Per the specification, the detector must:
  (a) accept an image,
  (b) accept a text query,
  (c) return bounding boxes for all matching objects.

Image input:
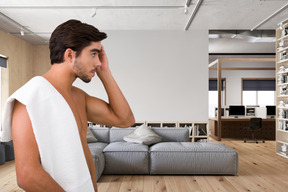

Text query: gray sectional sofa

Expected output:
[88,127,239,181]
[0,141,15,165]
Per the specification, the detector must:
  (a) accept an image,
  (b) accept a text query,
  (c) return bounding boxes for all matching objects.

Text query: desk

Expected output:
[209,117,275,141]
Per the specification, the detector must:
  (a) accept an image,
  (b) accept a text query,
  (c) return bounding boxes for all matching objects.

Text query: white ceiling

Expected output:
[0,0,288,49]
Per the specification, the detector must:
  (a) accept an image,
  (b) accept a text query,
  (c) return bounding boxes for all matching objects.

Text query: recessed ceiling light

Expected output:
[20,28,24,36]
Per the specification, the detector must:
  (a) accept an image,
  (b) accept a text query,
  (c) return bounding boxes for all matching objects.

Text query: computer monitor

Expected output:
[266,105,276,118]
[229,105,245,118]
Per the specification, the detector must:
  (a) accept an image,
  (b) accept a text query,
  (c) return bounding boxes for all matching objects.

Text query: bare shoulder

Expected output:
[71,86,88,97]
[72,86,102,102]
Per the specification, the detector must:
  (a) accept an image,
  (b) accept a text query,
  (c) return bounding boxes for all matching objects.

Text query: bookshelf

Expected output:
[146,121,162,127]
[178,122,209,142]
[276,22,288,159]
[162,122,178,127]
[131,122,146,127]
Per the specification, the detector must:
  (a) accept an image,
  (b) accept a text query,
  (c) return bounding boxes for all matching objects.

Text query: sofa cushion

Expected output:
[89,127,110,143]
[150,142,238,175]
[151,128,189,142]
[88,142,108,181]
[87,128,98,143]
[124,124,162,145]
[104,142,148,152]
[109,128,135,142]
[88,142,108,156]
[103,142,149,174]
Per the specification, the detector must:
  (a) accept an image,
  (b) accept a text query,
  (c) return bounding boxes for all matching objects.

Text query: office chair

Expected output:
[244,118,265,144]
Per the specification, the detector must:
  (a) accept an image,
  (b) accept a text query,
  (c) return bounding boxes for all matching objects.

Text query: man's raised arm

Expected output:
[86,45,135,127]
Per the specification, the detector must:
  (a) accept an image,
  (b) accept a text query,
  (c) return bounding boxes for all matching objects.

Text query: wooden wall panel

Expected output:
[0,30,50,131]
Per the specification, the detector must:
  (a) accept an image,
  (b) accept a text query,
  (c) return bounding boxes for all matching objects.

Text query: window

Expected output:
[0,56,7,68]
[0,55,7,130]
[209,79,226,117]
[242,79,275,106]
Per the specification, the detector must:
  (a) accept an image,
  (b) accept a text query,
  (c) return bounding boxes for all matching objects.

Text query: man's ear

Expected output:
[63,48,76,63]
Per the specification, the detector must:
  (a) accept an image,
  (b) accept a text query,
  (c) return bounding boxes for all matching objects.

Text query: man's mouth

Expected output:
[90,68,97,73]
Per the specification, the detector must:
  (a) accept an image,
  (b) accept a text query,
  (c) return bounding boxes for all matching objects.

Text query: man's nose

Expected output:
[95,58,101,68]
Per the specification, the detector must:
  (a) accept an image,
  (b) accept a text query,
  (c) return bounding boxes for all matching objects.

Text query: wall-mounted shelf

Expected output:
[277,46,288,53]
[278,107,288,110]
[278,118,288,121]
[276,23,288,159]
[278,82,288,86]
[276,35,288,42]
[278,129,288,133]
[277,71,288,74]
[277,58,288,64]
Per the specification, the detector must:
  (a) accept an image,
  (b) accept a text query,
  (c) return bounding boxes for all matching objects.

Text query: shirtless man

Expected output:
[11,20,135,191]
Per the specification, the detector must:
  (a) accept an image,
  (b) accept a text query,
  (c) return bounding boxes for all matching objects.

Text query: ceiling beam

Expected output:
[0,5,184,9]
[186,0,192,7]
[0,12,45,42]
[184,0,203,31]
[251,2,288,31]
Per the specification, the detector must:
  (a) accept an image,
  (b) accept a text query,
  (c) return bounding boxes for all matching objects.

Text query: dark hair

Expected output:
[49,19,107,64]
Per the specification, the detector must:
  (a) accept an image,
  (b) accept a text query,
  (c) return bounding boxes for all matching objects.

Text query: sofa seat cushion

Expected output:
[103,142,149,174]
[150,142,238,175]
[104,142,149,152]
[88,142,108,157]
[88,142,108,181]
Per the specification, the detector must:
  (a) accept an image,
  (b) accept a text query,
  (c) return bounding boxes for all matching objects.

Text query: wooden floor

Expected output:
[1,139,288,192]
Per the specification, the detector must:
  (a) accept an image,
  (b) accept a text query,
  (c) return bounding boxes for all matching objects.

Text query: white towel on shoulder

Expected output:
[1,76,94,192]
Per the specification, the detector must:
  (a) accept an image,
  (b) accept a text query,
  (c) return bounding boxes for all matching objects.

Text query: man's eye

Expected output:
[91,53,97,57]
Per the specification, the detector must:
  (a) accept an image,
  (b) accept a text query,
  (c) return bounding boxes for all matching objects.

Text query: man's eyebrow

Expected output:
[90,48,101,53]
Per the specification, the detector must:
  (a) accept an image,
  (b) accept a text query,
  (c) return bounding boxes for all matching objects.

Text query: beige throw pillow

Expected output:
[87,128,98,143]
[124,124,161,145]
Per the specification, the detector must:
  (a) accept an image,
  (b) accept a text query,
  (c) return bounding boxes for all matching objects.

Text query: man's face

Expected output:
[73,42,102,83]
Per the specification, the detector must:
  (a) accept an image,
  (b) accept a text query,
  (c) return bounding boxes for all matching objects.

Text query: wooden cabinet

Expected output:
[276,22,288,159]
[209,118,275,140]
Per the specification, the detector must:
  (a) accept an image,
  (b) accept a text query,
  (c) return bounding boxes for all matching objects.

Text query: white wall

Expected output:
[74,30,209,122]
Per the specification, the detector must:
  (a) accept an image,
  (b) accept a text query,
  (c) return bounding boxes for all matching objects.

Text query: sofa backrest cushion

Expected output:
[110,128,135,143]
[89,127,110,143]
[151,128,189,142]
[110,127,189,143]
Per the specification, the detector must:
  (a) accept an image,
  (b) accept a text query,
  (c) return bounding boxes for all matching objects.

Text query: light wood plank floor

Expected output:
[1,139,288,192]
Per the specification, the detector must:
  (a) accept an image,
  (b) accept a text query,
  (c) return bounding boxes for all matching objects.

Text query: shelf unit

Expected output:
[276,22,288,159]
[178,121,209,142]
[146,121,163,127]
[131,122,146,127]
